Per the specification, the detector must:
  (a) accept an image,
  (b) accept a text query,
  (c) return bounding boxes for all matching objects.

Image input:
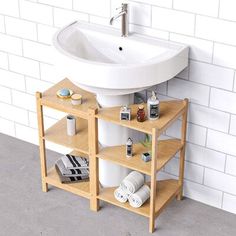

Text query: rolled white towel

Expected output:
[120,171,145,194]
[114,187,129,203]
[128,185,150,208]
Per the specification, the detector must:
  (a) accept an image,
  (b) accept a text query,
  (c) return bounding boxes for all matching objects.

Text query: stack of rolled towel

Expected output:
[114,171,150,208]
[55,154,89,183]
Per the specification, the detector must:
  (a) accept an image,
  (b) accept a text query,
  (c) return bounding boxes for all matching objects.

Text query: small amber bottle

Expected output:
[137,105,146,122]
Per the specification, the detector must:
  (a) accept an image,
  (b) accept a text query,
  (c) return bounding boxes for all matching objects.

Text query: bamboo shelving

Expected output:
[36,78,188,233]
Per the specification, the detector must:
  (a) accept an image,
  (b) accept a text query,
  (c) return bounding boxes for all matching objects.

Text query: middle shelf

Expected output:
[97,139,183,175]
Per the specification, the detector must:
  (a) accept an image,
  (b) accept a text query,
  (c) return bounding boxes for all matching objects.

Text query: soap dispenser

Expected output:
[147,91,159,120]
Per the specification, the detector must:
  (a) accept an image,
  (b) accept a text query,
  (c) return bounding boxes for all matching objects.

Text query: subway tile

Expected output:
[0,15,5,33]
[0,52,8,70]
[54,8,88,28]
[166,120,207,146]
[89,15,110,26]
[12,90,36,112]
[0,102,28,125]
[0,117,15,137]
[222,193,236,214]
[0,86,11,104]
[168,78,210,106]
[225,155,236,176]
[38,0,72,9]
[74,0,110,17]
[23,40,54,64]
[220,0,236,22]
[213,43,236,69]
[189,61,234,90]
[20,0,53,25]
[130,24,169,40]
[0,0,19,17]
[152,7,195,36]
[15,123,38,145]
[186,143,226,172]
[189,103,230,132]
[25,77,52,95]
[139,0,172,8]
[9,55,40,78]
[43,107,65,120]
[184,180,222,208]
[210,88,236,114]
[165,158,204,184]
[207,129,236,156]
[37,24,58,45]
[40,63,61,83]
[174,0,219,17]
[5,16,37,40]
[204,168,236,195]
[230,115,236,135]
[170,33,213,63]
[28,111,57,130]
[234,73,236,92]
[0,33,22,55]
[0,69,25,91]
[196,15,236,46]
[175,67,189,80]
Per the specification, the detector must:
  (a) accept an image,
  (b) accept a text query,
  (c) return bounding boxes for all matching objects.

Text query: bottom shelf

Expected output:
[45,167,91,199]
[98,179,180,218]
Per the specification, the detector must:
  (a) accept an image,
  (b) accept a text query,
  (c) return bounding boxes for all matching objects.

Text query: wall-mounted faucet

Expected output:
[110,3,128,37]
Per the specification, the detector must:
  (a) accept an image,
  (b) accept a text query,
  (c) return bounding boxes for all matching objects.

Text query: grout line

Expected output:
[221,191,224,209]
[224,155,227,173]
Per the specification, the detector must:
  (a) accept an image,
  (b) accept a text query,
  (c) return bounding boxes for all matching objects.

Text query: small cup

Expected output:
[66,115,76,136]
[71,94,82,105]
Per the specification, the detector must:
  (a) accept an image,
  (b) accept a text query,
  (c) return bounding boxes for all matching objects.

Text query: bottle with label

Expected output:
[126,138,133,158]
[147,91,159,120]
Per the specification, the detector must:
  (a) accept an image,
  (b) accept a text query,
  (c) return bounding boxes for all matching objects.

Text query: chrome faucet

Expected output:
[110,3,128,37]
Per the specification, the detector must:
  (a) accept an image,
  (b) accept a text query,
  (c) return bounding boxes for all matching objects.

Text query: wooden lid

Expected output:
[71,93,82,100]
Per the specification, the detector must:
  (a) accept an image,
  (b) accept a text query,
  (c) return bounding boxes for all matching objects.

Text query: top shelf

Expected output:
[96,100,187,135]
[41,78,98,119]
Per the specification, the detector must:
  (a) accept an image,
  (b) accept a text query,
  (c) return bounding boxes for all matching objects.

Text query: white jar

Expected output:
[71,94,82,105]
[66,115,76,136]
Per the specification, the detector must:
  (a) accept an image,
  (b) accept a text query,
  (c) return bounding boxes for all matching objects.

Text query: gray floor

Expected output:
[0,134,236,236]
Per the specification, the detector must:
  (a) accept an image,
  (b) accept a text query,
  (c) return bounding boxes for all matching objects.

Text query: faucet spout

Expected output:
[110,11,126,25]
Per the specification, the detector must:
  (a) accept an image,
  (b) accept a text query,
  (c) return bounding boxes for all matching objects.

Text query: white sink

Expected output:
[53,21,188,96]
[52,21,189,187]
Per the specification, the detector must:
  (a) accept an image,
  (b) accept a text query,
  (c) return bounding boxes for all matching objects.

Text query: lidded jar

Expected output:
[137,105,145,122]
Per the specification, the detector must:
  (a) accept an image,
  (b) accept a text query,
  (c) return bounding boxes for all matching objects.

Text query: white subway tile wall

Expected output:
[0,0,235,214]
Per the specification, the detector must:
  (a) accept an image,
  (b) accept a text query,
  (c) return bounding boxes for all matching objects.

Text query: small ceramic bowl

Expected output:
[56,88,73,99]
[71,94,82,105]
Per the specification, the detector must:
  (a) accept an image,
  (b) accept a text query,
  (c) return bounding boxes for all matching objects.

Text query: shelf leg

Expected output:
[149,128,158,233]
[177,99,188,201]
[88,108,100,211]
[36,92,48,192]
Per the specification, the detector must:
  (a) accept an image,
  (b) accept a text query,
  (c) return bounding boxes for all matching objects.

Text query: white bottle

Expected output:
[147,91,159,120]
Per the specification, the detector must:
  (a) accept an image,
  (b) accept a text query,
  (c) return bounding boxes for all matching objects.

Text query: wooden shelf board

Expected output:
[44,117,89,154]
[45,167,90,199]
[41,78,98,119]
[98,179,180,218]
[97,139,183,175]
[96,100,186,134]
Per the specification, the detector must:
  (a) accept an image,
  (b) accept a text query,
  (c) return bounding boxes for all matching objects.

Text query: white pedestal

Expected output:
[96,94,144,187]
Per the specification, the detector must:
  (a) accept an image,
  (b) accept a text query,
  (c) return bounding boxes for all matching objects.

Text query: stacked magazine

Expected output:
[55,154,89,183]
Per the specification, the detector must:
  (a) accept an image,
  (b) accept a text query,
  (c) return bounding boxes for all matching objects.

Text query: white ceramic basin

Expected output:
[53,21,189,96]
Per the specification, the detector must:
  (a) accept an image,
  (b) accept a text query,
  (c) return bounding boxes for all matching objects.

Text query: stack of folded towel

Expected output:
[114,171,150,208]
[55,154,89,183]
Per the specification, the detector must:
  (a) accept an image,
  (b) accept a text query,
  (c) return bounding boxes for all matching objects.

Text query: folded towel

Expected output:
[128,185,150,208]
[61,154,89,170]
[114,187,129,203]
[120,171,144,194]
[55,165,89,184]
[55,159,89,177]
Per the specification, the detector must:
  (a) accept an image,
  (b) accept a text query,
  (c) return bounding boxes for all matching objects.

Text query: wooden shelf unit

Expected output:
[36,78,97,200]
[36,78,188,234]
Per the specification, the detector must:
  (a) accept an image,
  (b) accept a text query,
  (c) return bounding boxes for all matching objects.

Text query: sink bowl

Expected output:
[53,21,189,96]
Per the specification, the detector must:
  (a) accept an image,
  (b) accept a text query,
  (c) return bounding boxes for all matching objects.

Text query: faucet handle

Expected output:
[116,3,128,11]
